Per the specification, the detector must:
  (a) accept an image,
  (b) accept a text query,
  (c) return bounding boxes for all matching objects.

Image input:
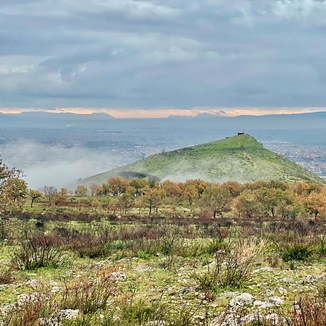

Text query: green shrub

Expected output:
[120,298,166,324]
[111,239,127,250]
[192,262,221,292]
[137,250,153,260]
[281,242,313,262]
[206,237,228,255]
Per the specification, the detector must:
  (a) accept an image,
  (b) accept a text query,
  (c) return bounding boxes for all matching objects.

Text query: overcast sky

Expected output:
[1,0,326,112]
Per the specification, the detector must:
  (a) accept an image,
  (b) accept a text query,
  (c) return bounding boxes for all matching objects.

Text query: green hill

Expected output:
[82,134,324,185]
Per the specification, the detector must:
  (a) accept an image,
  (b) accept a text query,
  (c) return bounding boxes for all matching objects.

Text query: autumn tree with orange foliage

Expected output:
[201,183,233,218]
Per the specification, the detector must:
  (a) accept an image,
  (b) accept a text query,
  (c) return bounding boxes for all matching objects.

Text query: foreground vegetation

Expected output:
[0,159,325,325]
[0,214,325,325]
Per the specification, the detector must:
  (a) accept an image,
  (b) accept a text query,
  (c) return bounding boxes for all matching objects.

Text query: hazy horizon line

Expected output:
[1,107,326,119]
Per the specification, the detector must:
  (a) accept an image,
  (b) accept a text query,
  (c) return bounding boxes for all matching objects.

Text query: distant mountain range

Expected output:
[1,111,326,130]
[81,134,324,185]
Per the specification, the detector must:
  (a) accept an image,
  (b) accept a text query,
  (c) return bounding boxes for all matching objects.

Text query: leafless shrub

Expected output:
[193,238,264,291]
[291,297,326,326]
[11,233,63,270]
[221,238,264,288]
[59,272,118,314]
[67,231,111,258]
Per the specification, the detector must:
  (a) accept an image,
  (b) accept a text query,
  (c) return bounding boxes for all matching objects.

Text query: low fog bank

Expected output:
[0,141,132,189]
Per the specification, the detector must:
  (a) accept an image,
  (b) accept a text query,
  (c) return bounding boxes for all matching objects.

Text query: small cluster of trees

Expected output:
[0,160,28,213]
[71,177,326,218]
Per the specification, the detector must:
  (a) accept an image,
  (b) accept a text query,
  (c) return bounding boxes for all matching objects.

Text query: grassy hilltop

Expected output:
[83,134,323,185]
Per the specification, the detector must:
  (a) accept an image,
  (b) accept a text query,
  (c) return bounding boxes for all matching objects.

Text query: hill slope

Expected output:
[82,134,324,185]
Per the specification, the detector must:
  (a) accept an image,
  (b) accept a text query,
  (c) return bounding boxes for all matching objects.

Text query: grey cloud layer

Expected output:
[1,0,326,108]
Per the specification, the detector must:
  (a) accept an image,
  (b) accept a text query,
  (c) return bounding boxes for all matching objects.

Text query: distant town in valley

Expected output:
[264,143,326,180]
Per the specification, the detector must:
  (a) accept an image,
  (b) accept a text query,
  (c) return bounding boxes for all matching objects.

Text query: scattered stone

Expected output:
[178,286,195,295]
[266,296,284,306]
[223,292,240,299]
[0,284,10,290]
[212,309,286,326]
[303,274,326,284]
[194,315,206,321]
[57,309,80,320]
[241,314,259,323]
[38,318,60,326]
[260,289,274,296]
[17,293,39,306]
[0,303,16,314]
[113,316,121,322]
[92,260,110,269]
[253,296,284,309]
[253,266,274,273]
[277,287,287,295]
[51,285,61,293]
[135,265,154,273]
[146,320,165,325]
[229,293,255,307]
[39,309,80,326]
[211,313,241,326]
[253,300,266,307]
[281,277,294,284]
[110,272,126,280]
[265,313,286,324]
[25,279,42,288]
[198,293,207,300]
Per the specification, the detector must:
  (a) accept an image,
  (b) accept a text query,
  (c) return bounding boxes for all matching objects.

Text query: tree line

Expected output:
[66,177,326,218]
[1,156,326,219]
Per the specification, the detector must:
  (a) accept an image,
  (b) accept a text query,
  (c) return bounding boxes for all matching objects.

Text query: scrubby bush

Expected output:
[11,233,63,270]
[0,267,14,284]
[120,298,166,324]
[0,292,49,326]
[291,297,326,325]
[221,238,263,288]
[193,238,263,291]
[281,241,314,262]
[68,233,111,259]
[60,275,117,314]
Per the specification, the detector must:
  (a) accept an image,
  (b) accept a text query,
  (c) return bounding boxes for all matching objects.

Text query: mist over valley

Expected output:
[1,113,326,188]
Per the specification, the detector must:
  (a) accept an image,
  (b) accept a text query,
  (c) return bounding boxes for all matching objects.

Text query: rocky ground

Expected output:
[1,251,325,325]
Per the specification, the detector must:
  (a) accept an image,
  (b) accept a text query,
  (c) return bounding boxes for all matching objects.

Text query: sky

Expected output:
[1,0,326,116]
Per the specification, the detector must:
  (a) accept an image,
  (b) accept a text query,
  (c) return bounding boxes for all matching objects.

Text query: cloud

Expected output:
[1,0,326,109]
[272,0,326,21]
[0,141,132,189]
